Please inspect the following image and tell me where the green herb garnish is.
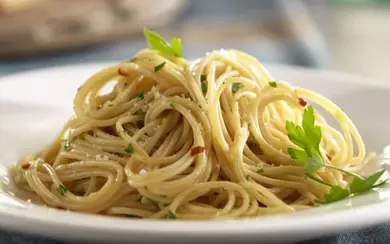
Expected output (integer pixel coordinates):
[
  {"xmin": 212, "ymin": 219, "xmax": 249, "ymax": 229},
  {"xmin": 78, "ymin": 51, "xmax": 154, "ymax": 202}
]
[
  {"xmin": 317, "ymin": 186, "xmax": 349, "ymax": 204},
  {"xmin": 137, "ymin": 92, "xmax": 145, "ymax": 100},
  {"xmin": 286, "ymin": 105, "xmax": 322, "ymax": 174},
  {"xmin": 144, "ymin": 28, "xmax": 183, "ymax": 57},
  {"xmin": 349, "ymin": 170, "xmax": 386, "ymax": 194},
  {"xmin": 154, "ymin": 61, "xmax": 166, "ymax": 72},
  {"xmin": 171, "ymin": 37, "xmax": 183, "ymax": 57},
  {"xmin": 201, "ymin": 81, "xmax": 207, "ymax": 94},
  {"xmin": 232, "ymin": 82, "xmax": 244, "ymax": 93},
  {"xmin": 286, "ymin": 105, "xmax": 388, "ymax": 204},
  {"xmin": 304, "ymin": 154, "xmax": 324, "ymax": 175},
  {"xmin": 257, "ymin": 168, "xmax": 264, "ymax": 173},
  {"xmin": 268, "ymin": 81, "xmax": 277, "ymax": 88},
  {"xmin": 167, "ymin": 210, "xmax": 177, "ymax": 220},
  {"xmin": 316, "ymin": 170, "xmax": 388, "ymax": 204},
  {"xmin": 59, "ymin": 185, "xmax": 68, "ymax": 195},
  {"xmin": 200, "ymin": 74, "xmax": 208, "ymax": 93},
  {"xmin": 61, "ymin": 140, "xmax": 70, "ymax": 151},
  {"xmin": 170, "ymin": 103, "xmax": 175, "ymax": 109},
  {"xmin": 201, "ymin": 74, "xmax": 207, "ymax": 82},
  {"xmin": 124, "ymin": 143, "xmax": 134, "ymax": 154}
]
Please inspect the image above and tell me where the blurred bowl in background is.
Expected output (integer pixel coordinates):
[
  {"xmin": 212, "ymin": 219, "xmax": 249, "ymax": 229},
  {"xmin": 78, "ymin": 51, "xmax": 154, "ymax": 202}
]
[{"xmin": 0, "ymin": 0, "xmax": 186, "ymax": 58}]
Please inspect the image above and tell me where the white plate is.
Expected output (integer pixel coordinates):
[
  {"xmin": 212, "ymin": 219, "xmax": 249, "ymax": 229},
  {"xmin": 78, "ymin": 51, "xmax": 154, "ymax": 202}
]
[{"xmin": 0, "ymin": 63, "xmax": 390, "ymax": 244}]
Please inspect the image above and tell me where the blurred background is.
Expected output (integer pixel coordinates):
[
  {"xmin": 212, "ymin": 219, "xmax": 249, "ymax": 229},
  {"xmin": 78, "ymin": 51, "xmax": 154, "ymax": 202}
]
[{"xmin": 0, "ymin": 0, "xmax": 389, "ymax": 80}]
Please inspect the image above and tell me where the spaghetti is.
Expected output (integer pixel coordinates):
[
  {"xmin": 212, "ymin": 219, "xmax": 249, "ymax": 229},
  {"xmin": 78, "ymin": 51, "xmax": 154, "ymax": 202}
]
[{"xmin": 10, "ymin": 30, "xmax": 379, "ymax": 220}]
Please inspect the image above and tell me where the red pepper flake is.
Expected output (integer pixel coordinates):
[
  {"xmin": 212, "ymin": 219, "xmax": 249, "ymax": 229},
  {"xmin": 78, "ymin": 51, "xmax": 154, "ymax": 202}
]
[
  {"xmin": 191, "ymin": 146, "xmax": 206, "ymax": 156},
  {"xmin": 118, "ymin": 68, "xmax": 128, "ymax": 76},
  {"xmin": 298, "ymin": 97, "xmax": 307, "ymax": 107},
  {"xmin": 21, "ymin": 163, "xmax": 30, "ymax": 170},
  {"xmin": 56, "ymin": 206, "xmax": 65, "ymax": 210},
  {"xmin": 326, "ymin": 154, "xmax": 333, "ymax": 161}
]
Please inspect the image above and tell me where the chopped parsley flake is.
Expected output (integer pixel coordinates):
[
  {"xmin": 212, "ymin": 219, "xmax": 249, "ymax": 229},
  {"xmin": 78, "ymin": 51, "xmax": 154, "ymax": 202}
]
[
  {"xmin": 137, "ymin": 92, "xmax": 145, "ymax": 100},
  {"xmin": 201, "ymin": 81, "xmax": 207, "ymax": 94},
  {"xmin": 167, "ymin": 210, "xmax": 177, "ymax": 220},
  {"xmin": 154, "ymin": 62, "xmax": 166, "ymax": 72},
  {"xmin": 61, "ymin": 140, "xmax": 70, "ymax": 151},
  {"xmin": 124, "ymin": 143, "xmax": 134, "ymax": 154},
  {"xmin": 268, "ymin": 81, "xmax": 277, "ymax": 88},
  {"xmin": 200, "ymin": 74, "xmax": 208, "ymax": 93},
  {"xmin": 200, "ymin": 74, "xmax": 207, "ymax": 82},
  {"xmin": 170, "ymin": 103, "xmax": 175, "ymax": 109},
  {"xmin": 59, "ymin": 185, "xmax": 68, "ymax": 195},
  {"xmin": 232, "ymin": 82, "xmax": 244, "ymax": 93}
]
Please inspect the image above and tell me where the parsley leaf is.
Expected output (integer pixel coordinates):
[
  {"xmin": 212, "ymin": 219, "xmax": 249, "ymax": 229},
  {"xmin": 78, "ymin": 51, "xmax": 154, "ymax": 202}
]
[
  {"xmin": 170, "ymin": 103, "xmax": 175, "ymax": 109},
  {"xmin": 304, "ymin": 154, "xmax": 324, "ymax": 174},
  {"xmin": 124, "ymin": 143, "xmax": 134, "ymax": 154},
  {"xmin": 232, "ymin": 82, "xmax": 244, "ymax": 93},
  {"xmin": 286, "ymin": 105, "xmax": 322, "ymax": 163},
  {"xmin": 286, "ymin": 121, "xmax": 308, "ymax": 150},
  {"xmin": 167, "ymin": 210, "xmax": 177, "ymax": 220},
  {"xmin": 349, "ymin": 169, "xmax": 386, "ymax": 194},
  {"xmin": 154, "ymin": 62, "xmax": 166, "ymax": 72},
  {"xmin": 318, "ymin": 186, "xmax": 349, "ymax": 204},
  {"xmin": 268, "ymin": 81, "xmax": 277, "ymax": 88},
  {"xmin": 373, "ymin": 179, "xmax": 389, "ymax": 188},
  {"xmin": 257, "ymin": 168, "xmax": 264, "ymax": 173},
  {"xmin": 302, "ymin": 106, "xmax": 321, "ymax": 154},
  {"xmin": 59, "ymin": 185, "xmax": 68, "ymax": 195},
  {"xmin": 171, "ymin": 38, "xmax": 183, "ymax": 57},
  {"xmin": 287, "ymin": 148, "xmax": 308, "ymax": 162},
  {"xmin": 143, "ymin": 28, "xmax": 183, "ymax": 57}
]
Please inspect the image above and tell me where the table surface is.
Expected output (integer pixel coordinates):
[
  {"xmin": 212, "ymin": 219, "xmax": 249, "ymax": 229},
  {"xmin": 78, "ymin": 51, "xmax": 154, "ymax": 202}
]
[{"xmin": 0, "ymin": 223, "xmax": 389, "ymax": 244}]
